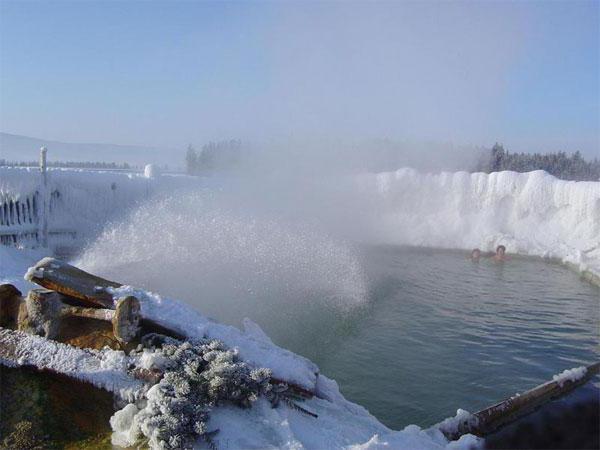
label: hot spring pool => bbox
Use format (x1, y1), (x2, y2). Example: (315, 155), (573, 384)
(314, 247), (600, 429)
(193, 246), (599, 430)
(89, 245), (600, 430)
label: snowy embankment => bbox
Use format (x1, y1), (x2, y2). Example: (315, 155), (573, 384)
(359, 169), (600, 282)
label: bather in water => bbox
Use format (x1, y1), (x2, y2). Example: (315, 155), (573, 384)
(492, 245), (510, 262)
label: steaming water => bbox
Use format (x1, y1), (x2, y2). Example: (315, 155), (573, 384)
(78, 193), (599, 431)
(307, 247), (600, 429)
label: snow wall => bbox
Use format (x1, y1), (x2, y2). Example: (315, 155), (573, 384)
(358, 169), (600, 281)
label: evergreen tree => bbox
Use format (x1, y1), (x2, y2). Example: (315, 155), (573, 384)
(490, 143), (505, 172)
(185, 145), (198, 175)
(479, 144), (599, 181)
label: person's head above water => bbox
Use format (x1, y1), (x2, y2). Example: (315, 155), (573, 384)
(494, 245), (508, 261)
(471, 248), (481, 261)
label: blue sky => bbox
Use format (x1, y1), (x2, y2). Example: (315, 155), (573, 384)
(0, 0), (598, 157)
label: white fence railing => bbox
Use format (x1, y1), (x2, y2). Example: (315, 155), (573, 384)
(0, 148), (146, 251)
(1, 149), (196, 252)
(0, 148), (51, 247)
(0, 191), (41, 245)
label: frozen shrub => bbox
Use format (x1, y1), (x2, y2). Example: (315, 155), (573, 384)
(115, 337), (273, 450)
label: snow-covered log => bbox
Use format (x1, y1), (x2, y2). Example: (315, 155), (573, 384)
(441, 361), (600, 440)
(25, 256), (121, 308)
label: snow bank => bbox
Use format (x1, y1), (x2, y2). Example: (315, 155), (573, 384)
(206, 400), (481, 450)
(358, 169), (600, 280)
(5, 166), (597, 281)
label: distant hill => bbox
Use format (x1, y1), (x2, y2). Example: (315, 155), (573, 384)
(0, 132), (177, 168)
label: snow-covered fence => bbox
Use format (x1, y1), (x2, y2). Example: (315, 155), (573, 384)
(0, 148), (48, 247)
(0, 149), (175, 252)
(0, 190), (41, 246)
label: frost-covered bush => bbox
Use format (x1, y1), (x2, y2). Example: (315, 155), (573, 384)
(112, 337), (272, 450)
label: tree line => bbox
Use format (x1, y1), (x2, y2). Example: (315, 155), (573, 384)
(182, 140), (599, 181)
(185, 140), (242, 175)
(475, 144), (600, 181)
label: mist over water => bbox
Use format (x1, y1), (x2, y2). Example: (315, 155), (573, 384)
(78, 186), (369, 327)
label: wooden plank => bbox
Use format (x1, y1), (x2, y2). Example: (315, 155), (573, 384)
(444, 361), (600, 440)
(25, 257), (121, 308)
(0, 327), (314, 400)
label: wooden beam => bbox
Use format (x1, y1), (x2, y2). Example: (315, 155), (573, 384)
(0, 327), (314, 401)
(25, 257), (121, 308)
(443, 361), (600, 440)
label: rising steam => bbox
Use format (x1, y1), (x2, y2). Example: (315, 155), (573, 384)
(77, 188), (368, 328)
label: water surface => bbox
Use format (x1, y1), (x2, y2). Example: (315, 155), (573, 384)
(323, 247), (599, 428)
(128, 244), (599, 430)
(230, 246), (600, 429)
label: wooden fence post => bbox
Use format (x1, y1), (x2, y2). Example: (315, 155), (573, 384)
(39, 147), (49, 247)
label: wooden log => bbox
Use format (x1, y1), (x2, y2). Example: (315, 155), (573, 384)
(22, 289), (141, 344)
(25, 257), (121, 308)
(0, 326), (315, 403)
(25, 258), (203, 343)
(443, 361), (600, 440)
(0, 284), (22, 328)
